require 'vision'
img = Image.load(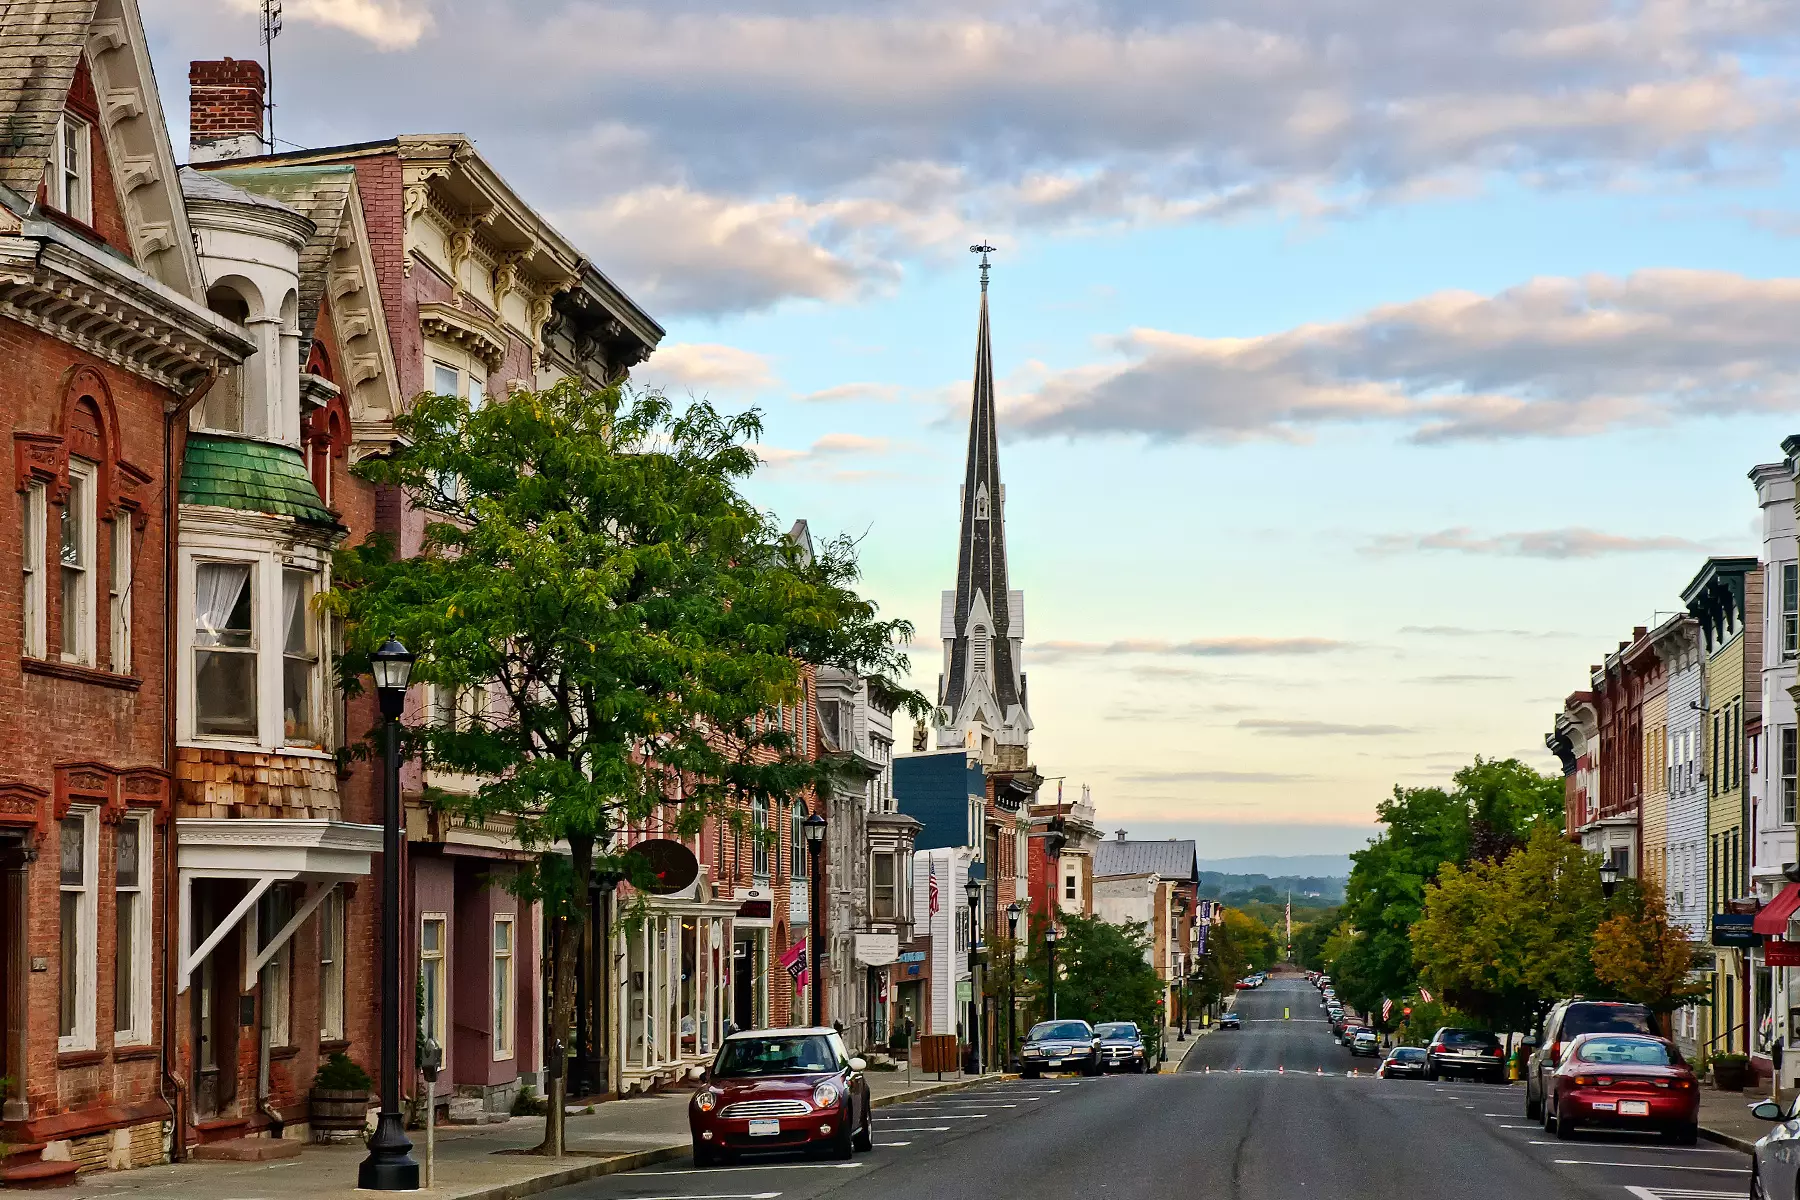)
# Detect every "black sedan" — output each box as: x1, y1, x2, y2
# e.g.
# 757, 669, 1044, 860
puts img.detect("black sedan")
1219, 1011, 1242, 1029
1379, 1046, 1430, 1079
1020, 1020, 1100, 1078
1094, 1022, 1150, 1073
